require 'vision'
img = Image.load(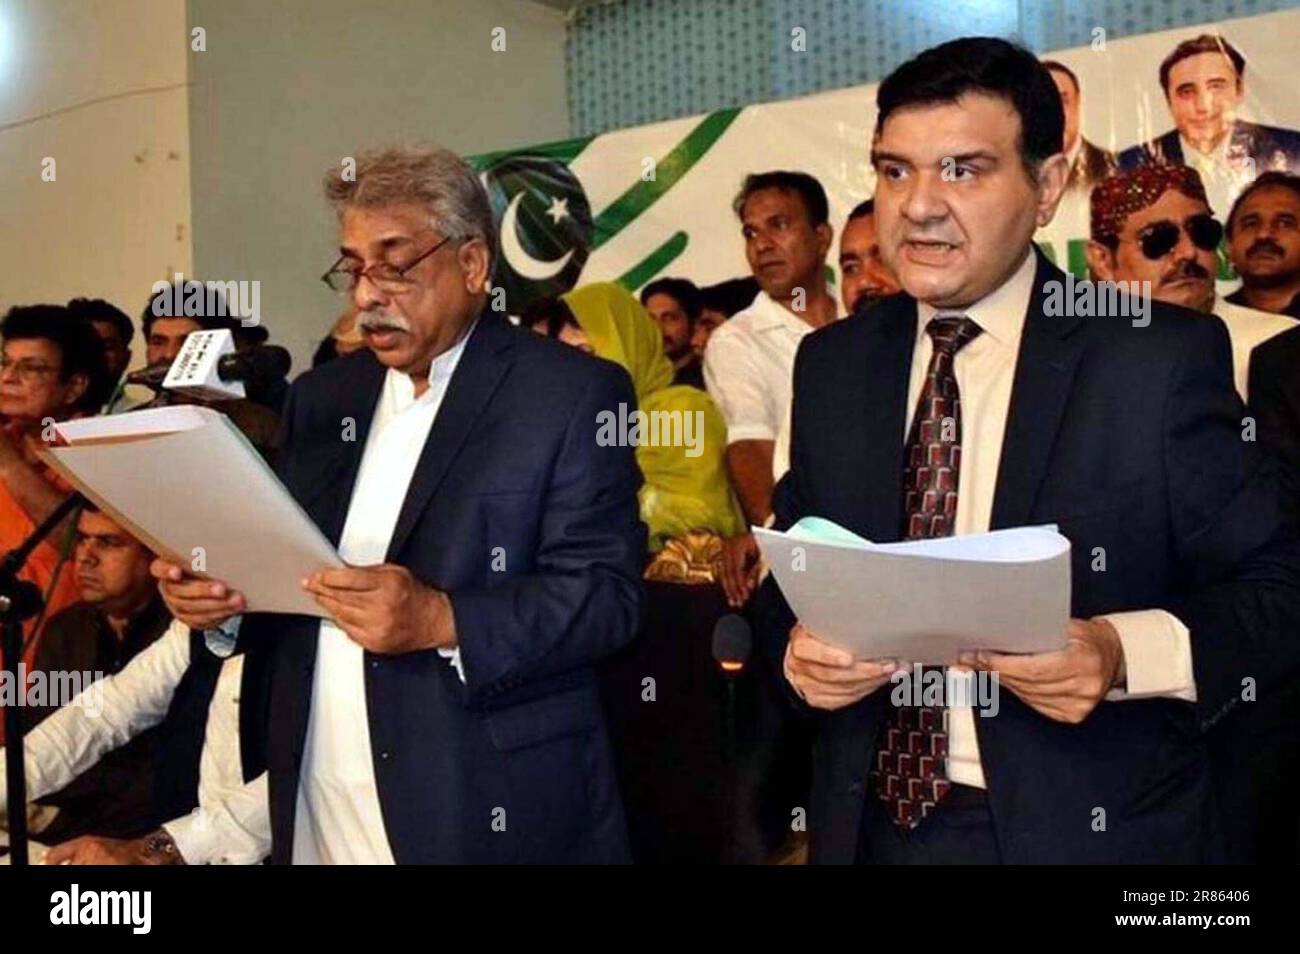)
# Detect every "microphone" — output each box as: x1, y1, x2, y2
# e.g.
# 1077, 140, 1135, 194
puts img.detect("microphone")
712, 613, 752, 677
712, 613, 751, 864
216, 344, 291, 384
128, 330, 289, 401
124, 363, 172, 391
